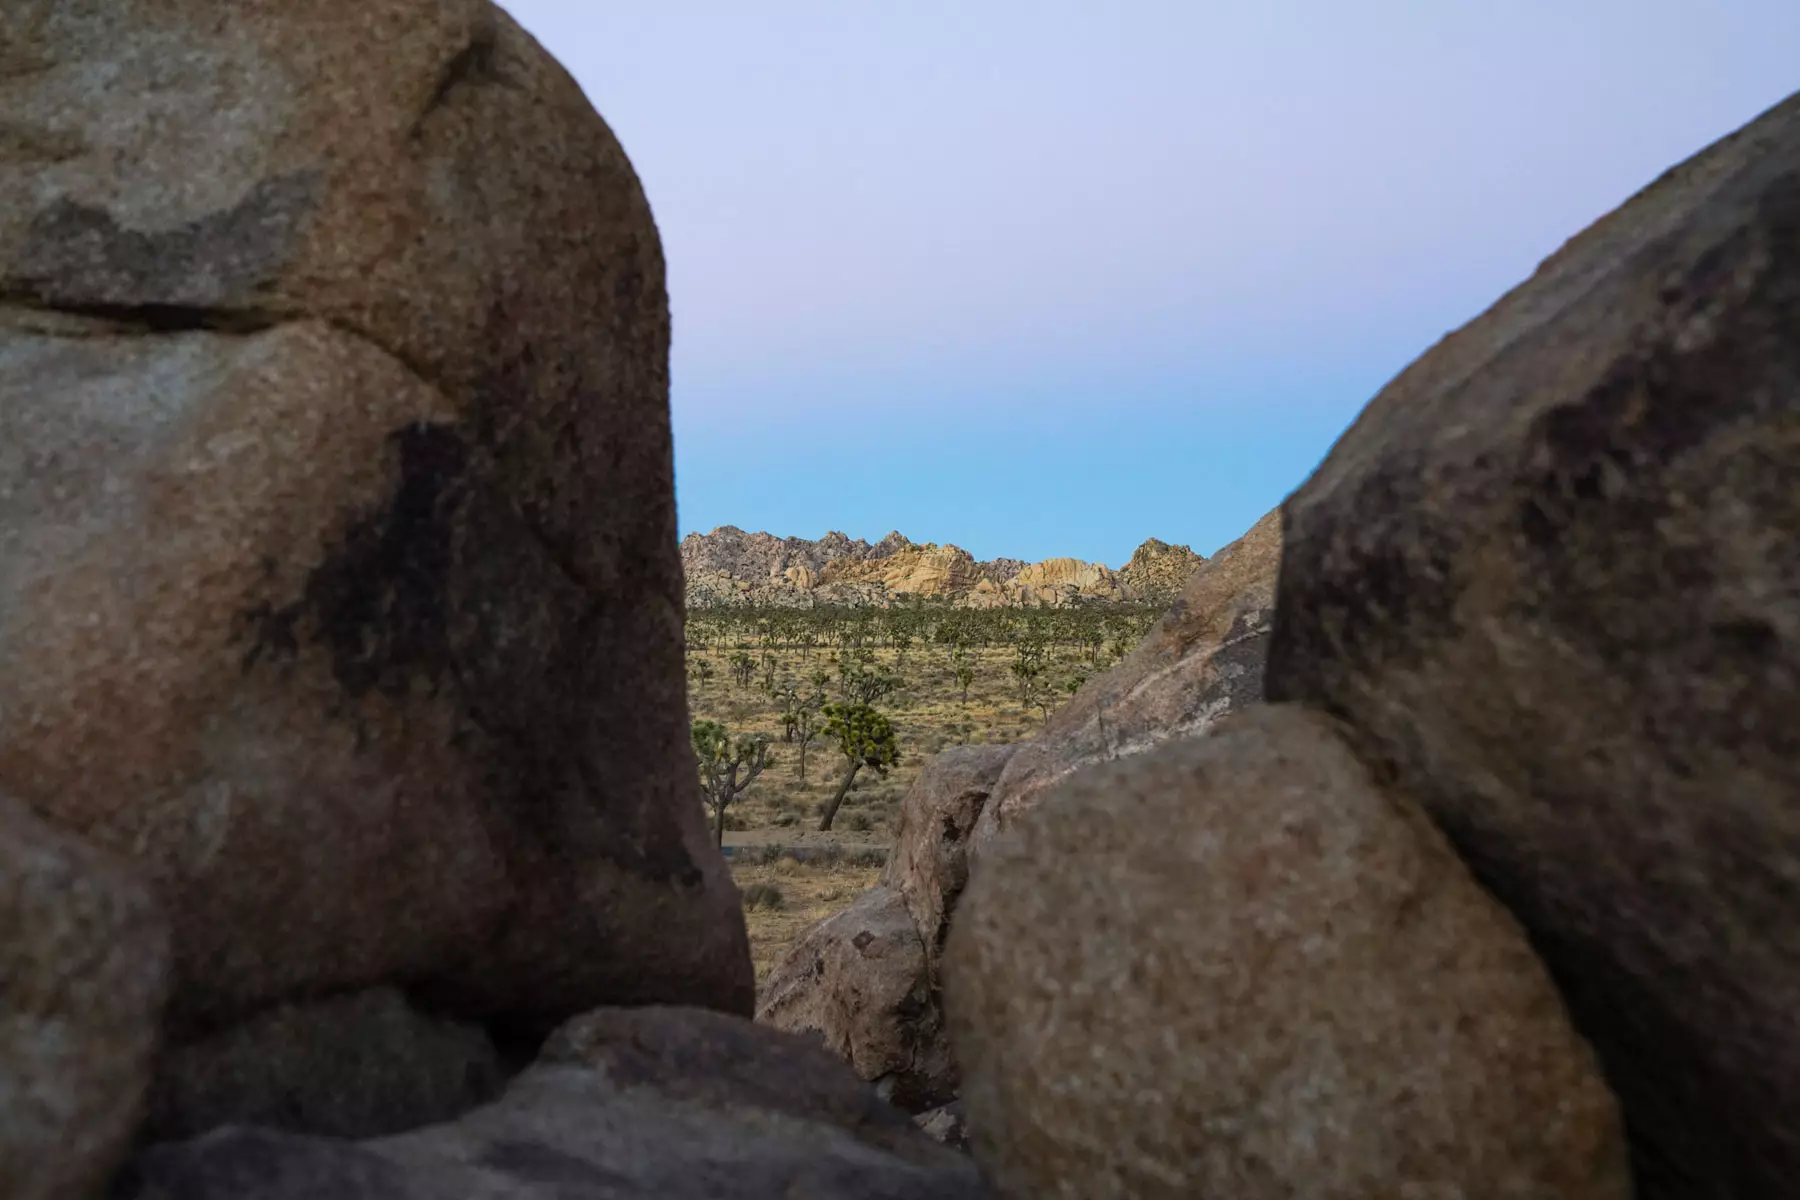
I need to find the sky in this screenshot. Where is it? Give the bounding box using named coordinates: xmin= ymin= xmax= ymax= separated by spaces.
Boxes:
xmin=500 ymin=2 xmax=1797 ymax=566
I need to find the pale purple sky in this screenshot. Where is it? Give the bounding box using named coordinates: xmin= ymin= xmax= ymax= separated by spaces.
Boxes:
xmin=501 ymin=1 xmax=1796 ymax=564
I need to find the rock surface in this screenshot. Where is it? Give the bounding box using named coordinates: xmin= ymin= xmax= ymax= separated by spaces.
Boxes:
xmin=144 ymin=986 xmax=504 ymax=1142
xmin=945 ymin=704 xmax=1630 ymax=1200
xmin=913 ymin=1102 xmax=969 ymax=1151
xmin=759 ymin=745 xmax=1016 ymax=1110
xmin=0 ymin=0 xmax=750 ymax=1042
xmin=971 ymin=508 xmax=1280 ymax=859
xmin=884 ymin=744 xmax=1020 ymax=970
xmin=1 ymin=794 xmax=170 ymax=1200
xmin=1115 ymin=537 xmax=1207 ymax=604
xmin=1265 ymin=90 xmax=1800 ymax=1197
xmin=120 ymin=1006 xmax=991 ymax=1200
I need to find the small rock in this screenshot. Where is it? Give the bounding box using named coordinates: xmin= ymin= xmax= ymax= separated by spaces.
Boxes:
xmin=913 ymin=1102 xmax=969 ymax=1151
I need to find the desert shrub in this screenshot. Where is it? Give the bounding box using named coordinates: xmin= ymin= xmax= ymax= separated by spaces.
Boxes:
xmin=845 ymin=811 xmax=874 ymax=833
xmin=773 ymin=810 xmax=800 ymax=827
xmin=742 ymin=882 xmax=785 ymax=911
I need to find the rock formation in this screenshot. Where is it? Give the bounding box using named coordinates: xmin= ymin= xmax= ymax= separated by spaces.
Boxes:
xmin=946 ymin=705 xmax=1629 ymax=1200
xmin=1 ymin=0 xmax=746 ymax=1149
xmin=759 ymin=745 xmax=1018 ymax=1111
xmin=1265 ymin=89 xmax=1800 ymax=1198
xmin=681 ymin=526 xmax=1205 ymax=608
xmin=759 ymin=518 xmax=1278 ymax=1108
xmin=4 ymin=0 xmax=1793 ymax=1195
xmin=1115 ymin=536 xmax=1207 ymax=603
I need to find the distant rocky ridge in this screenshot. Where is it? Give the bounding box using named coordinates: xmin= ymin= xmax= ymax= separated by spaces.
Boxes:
xmin=681 ymin=526 xmax=1205 ymax=608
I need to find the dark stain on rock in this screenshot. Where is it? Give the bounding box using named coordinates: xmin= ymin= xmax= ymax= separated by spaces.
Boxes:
xmin=1267 ymin=461 xmax=1463 ymax=701
xmin=6 ymin=171 xmax=321 ymax=310
xmin=412 ymin=24 xmax=519 ymax=139
xmin=241 ymin=422 xmax=468 ymax=702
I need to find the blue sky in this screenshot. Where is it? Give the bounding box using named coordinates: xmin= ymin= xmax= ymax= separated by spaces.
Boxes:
xmin=500 ymin=2 xmax=1797 ymax=565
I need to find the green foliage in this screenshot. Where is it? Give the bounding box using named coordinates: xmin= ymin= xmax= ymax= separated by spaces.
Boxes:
xmin=951 ymin=646 xmax=976 ymax=705
xmin=692 ymin=719 xmax=775 ymax=846
xmin=728 ymin=650 xmax=756 ymax=688
xmin=817 ymin=702 xmax=900 ymax=831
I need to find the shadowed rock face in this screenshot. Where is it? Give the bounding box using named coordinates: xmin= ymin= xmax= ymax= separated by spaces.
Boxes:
xmin=1267 ymin=90 xmax=1800 ymax=1198
xmin=120 ymin=1007 xmax=992 ymax=1200
xmin=0 ymin=0 xmax=750 ymax=1051
xmin=945 ymin=705 xmax=1628 ymax=1200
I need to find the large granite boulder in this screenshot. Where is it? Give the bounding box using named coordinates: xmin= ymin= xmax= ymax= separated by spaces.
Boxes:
xmin=120 ymin=1006 xmax=991 ymax=1200
xmin=1265 ymin=90 xmax=1800 ymax=1197
xmin=1 ymin=794 xmax=170 ymax=1200
xmin=945 ymin=705 xmax=1629 ymax=1200
xmin=0 ymin=0 xmax=750 ymax=1065
xmin=970 ymin=508 xmax=1280 ymax=858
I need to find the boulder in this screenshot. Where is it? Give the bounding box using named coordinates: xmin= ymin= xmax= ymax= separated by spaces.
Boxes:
xmin=1 ymin=794 xmax=170 ymax=1200
xmin=756 ymin=886 xmax=941 ymax=1111
xmin=0 ymin=0 xmax=750 ymax=1043
xmin=120 ymin=1006 xmax=991 ymax=1200
xmin=144 ymin=986 xmax=505 ymax=1142
xmin=971 ymin=508 xmax=1279 ymax=858
xmin=945 ymin=704 xmax=1629 ymax=1200
xmin=1265 ymin=90 xmax=1800 ymax=1197
xmin=759 ymin=744 xmax=1016 ymax=1110
xmin=883 ymin=743 xmax=1020 ymax=970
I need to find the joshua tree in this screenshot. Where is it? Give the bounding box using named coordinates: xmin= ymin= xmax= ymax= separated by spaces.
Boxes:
xmin=951 ymin=646 xmax=976 ymax=705
xmin=692 ymin=657 xmax=715 ymax=695
xmin=728 ymin=650 xmax=756 ymax=688
xmin=817 ymin=703 xmax=900 ymax=832
xmin=890 ymin=626 xmax=913 ymax=670
xmin=792 ymin=692 xmax=827 ymax=783
xmin=691 ymin=719 xmax=774 ymax=847
xmin=1009 ymin=635 xmax=1046 ymax=703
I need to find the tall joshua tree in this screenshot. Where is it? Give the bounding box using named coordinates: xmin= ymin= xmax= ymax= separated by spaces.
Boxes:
xmin=816 ymin=703 xmax=900 ymax=832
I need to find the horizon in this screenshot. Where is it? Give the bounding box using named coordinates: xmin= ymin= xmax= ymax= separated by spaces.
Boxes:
xmin=499 ymin=2 xmax=1797 ymax=563
xmin=680 ymin=522 xmax=1197 ymax=573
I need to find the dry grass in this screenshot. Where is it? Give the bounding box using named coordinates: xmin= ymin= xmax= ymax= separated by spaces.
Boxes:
xmin=688 ymin=641 xmax=1099 ymax=840
xmin=692 ymin=634 xmax=1133 ymax=992
xmin=728 ymin=854 xmax=887 ymax=988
